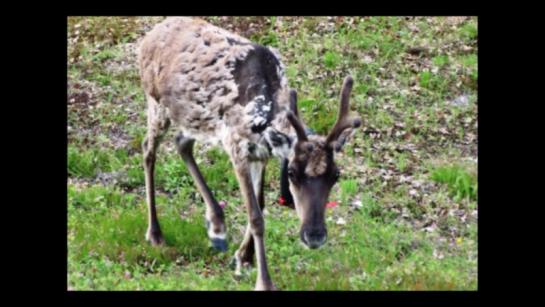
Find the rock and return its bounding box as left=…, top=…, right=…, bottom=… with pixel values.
left=449, top=95, right=470, bottom=106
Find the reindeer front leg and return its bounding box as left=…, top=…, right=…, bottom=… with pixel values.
left=233, top=162, right=266, bottom=275
left=231, top=158, right=276, bottom=290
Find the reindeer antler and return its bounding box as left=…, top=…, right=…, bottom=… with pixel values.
left=326, top=76, right=361, bottom=151
left=287, top=111, right=308, bottom=142
left=286, top=89, right=309, bottom=142
left=287, top=90, right=318, bottom=152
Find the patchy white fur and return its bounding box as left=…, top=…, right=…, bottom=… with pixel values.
left=272, top=141, right=290, bottom=160
left=249, top=161, right=264, bottom=196
left=205, top=209, right=226, bottom=239
left=252, top=116, right=267, bottom=126
left=263, top=127, right=292, bottom=160
left=139, top=17, right=295, bottom=166
left=207, top=228, right=227, bottom=240
left=250, top=142, right=271, bottom=160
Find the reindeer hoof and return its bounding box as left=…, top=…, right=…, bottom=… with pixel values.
left=229, top=256, right=236, bottom=269
left=145, top=229, right=165, bottom=246
left=231, top=251, right=254, bottom=277
left=255, top=282, right=278, bottom=291
left=210, top=238, right=228, bottom=252
left=205, top=219, right=228, bottom=252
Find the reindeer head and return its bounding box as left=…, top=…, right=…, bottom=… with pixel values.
left=278, top=76, right=361, bottom=249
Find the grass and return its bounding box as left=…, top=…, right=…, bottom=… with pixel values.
left=432, top=55, right=449, bottom=67
left=323, top=51, right=341, bottom=69
left=396, top=152, right=409, bottom=173
left=340, top=179, right=358, bottom=205
left=431, top=164, right=477, bottom=202
left=67, top=145, right=119, bottom=178
left=68, top=184, right=476, bottom=290
left=67, top=16, right=478, bottom=290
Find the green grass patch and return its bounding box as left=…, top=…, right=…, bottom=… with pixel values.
left=432, top=54, right=449, bottom=67
left=323, top=51, right=341, bottom=69
left=459, top=22, right=478, bottom=41
left=396, top=152, right=409, bottom=173
left=68, top=185, right=211, bottom=266
left=67, top=145, right=131, bottom=178
left=339, top=179, right=358, bottom=204
left=430, top=164, right=477, bottom=201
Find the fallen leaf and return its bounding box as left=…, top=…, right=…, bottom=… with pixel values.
left=326, top=201, right=338, bottom=208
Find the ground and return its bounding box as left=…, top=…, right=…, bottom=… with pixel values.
left=67, top=16, right=478, bottom=290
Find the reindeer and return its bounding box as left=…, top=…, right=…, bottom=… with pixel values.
left=138, top=17, right=361, bottom=290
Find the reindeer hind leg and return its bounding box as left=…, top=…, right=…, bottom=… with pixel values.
left=143, top=96, right=170, bottom=246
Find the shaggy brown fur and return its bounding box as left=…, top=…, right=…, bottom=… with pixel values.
left=138, top=17, right=292, bottom=165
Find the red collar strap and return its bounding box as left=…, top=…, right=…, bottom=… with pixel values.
left=278, top=197, right=338, bottom=209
